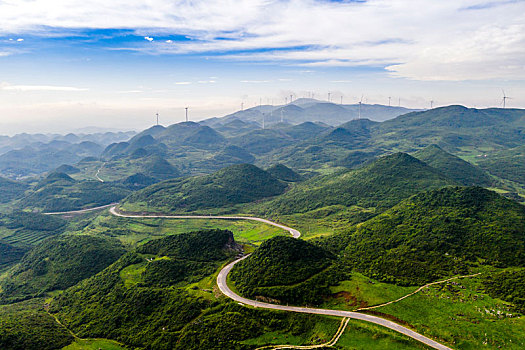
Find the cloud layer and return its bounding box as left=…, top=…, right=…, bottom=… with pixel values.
left=1, top=0, right=524, bottom=81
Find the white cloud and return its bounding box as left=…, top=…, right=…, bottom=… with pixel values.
left=16, top=38, right=23, bottom=41
left=0, top=82, right=88, bottom=91
left=174, top=81, right=191, bottom=85
left=0, top=1, right=524, bottom=80
left=240, top=80, right=270, bottom=83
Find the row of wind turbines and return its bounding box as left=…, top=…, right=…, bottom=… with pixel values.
left=153, top=90, right=513, bottom=126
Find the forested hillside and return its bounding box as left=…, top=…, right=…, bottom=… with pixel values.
left=413, top=144, right=493, bottom=186
left=258, top=153, right=456, bottom=216
left=122, top=163, right=287, bottom=212
left=0, top=235, right=125, bottom=303
left=325, top=186, right=525, bottom=285
left=17, top=172, right=130, bottom=212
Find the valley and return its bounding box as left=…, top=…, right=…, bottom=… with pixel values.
left=0, top=104, right=524, bottom=349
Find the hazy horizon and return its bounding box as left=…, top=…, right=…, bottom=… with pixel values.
left=1, top=0, right=525, bottom=134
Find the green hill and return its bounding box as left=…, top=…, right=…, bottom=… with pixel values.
left=0, top=177, right=28, bottom=203
left=266, top=164, right=302, bottom=182
left=329, top=186, right=525, bottom=285
left=260, top=153, right=456, bottom=215
left=19, top=173, right=130, bottom=212
left=231, top=236, right=333, bottom=288
left=122, top=163, right=287, bottom=212
left=0, top=242, right=28, bottom=269
left=230, top=236, right=340, bottom=305
left=141, top=155, right=180, bottom=180
left=0, top=235, right=125, bottom=303
left=0, top=211, right=67, bottom=248
left=476, top=145, right=525, bottom=184
left=48, top=229, right=277, bottom=349
left=413, top=144, right=493, bottom=186
left=377, top=106, right=525, bottom=150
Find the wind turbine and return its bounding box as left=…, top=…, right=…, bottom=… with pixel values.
left=185, top=107, right=189, bottom=122
left=156, top=112, right=159, bottom=126
left=430, top=100, right=434, bottom=109
left=388, top=97, right=391, bottom=107
left=501, top=90, right=512, bottom=108
left=358, top=95, right=364, bottom=119
left=327, top=92, right=331, bottom=102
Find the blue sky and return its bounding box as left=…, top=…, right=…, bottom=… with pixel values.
left=0, top=0, right=524, bottom=134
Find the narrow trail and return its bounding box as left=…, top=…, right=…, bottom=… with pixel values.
left=255, top=317, right=350, bottom=350
left=45, top=309, right=81, bottom=340
left=110, top=206, right=453, bottom=350
left=95, top=163, right=105, bottom=182
left=357, top=272, right=482, bottom=311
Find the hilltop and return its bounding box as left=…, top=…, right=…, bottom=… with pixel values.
left=18, top=172, right=130, bottom=212
left=206, top=99, right=416, bottom=127
left=47, top=229, right=319, bottom=349
left=327, top=186, right=525, bottom=285
left=122, top=163, right=287, bottom=212
left=0, top=235, right=125, bottom=303
left=259, top=153, right=457, bottom=216
left=413, top=144, right=493, bottom=186
left=0, top=177, right=28, bottom=203
left=230, top=236, right=336, bottom=304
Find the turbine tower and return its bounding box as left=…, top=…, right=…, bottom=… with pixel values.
left=358, top=95, right=364, bottom=119
left=185, top=107, right=189, bottom=122
left=156, top=112, right=159, bottom=126
left=340, top=95, right=343, bottom=105
left=327, top=92, right=331, bottom=102
left=430, top=100, right=434, bottom=109
left=388, top=96, right=391, bottom=107
left=502, top=90, right=512, bottom=108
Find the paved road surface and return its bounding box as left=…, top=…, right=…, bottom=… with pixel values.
left=109, top=206, right=451, bottom=350
left=44, top=203, right=118, bottom=215
left=217, top=257, right=452, bottom=350
left=109, top=207, right=300, bottom=238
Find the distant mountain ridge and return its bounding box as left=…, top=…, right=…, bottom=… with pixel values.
left=202, top=98, right=418, bottom=127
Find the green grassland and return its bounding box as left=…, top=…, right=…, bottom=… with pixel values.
left=62, top=339, right=126, bottom=350
left=73, top=212, right=288, bottom=247
left=375, top=275, right=525, bottom=349
left=322, top=272, right=415, bottom=311
left=48, top=230, right=345, bottom=349
left=336, top=319, right=430, bottom=349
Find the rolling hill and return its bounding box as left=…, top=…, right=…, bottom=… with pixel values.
left=0, top=235, right=126, bottom=303
left=208, top=99, right=416, bottom=127
left=0, top=177, right=29, bottom=203
left=18, top=172, right=130, bottom=212
left=329, top=186, right=525, bottom=285
left=122, top=163, right=287, bottom=212
left=412, top=144, right=493, bottom=186
left=0, top=211, right=67, bottom=248
left=259, top=152, right=457, bottom=216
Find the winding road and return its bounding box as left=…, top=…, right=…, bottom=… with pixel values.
left=107, top=206, right=452, bottom=350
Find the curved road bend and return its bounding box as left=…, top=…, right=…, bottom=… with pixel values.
left=109, top=207, right=301, bottom=238
left=44, top=203, right=118, bottom=215
left=109, top=206, right=451, bottom=350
